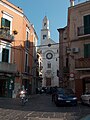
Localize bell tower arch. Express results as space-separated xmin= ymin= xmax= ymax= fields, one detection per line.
xmin=40 ymin=16 xmax=50 ymax=45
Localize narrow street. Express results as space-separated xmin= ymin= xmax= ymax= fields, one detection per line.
xmin=0 ymin=94 xmax=90 ymax=120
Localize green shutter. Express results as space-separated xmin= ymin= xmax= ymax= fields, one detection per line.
xmin=6 ymin=19 xmax=10 ymax=29
xmin=88 ymin=45 xmax=90 ymax=58
xmin=84 ymin=15 xmax=90 ymax=34
xmin=1 ymin=18 xmax=5 ymax=28
xmin=2 ymin=48 xmax=9 ymax=62
xmin=1 ymin=18 xmax=10 ymax=29
xmin=84 ymin=44 xmax=90 ymax=58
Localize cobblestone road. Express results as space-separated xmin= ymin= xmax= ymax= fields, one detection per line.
xmin=0 ymin=94 xmax=89 ymax=120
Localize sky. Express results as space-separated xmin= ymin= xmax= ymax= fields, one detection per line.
xmin=8 ymin=0 xmax=86 ymax=45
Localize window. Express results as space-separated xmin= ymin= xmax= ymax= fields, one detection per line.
xmin=1 ymin=18 xmax=10 ymax=30
xmin=57 ymin=70 xmax=59 ymax=77
xmin=26 ymin=31 xmax=29 ymax=40
xmin=44 ymin=23 xmax=46 ymax=26
xmin=46 ymin=78 xmax=51 ymax=86
xmin=25 ymin=53 xmax=28 ymax=66
xmin=25 ymin=53 xmax=29 ymax=72
xmin=43 ymin=35 xmax=47 ymax=39
xmin=2 ymin=48 xmax=9 ymax=62
xmin=66 ymin=58 xmax=69 ymax=67
xmin=84 ymin=44 xmax=90 ymax=58
xmin=47 ymin=63 xmax=51 ymax=68
xmin=40 ymin=62 xmax=41 ymax=67
xmin=84 ymin=15 xmax=90 ymax=34
xmin=25 ymin=30 xmax=30 ymax=48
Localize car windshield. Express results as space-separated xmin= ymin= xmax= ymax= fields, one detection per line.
xmin=85 ymin=92 xmax=90 ymax=94
xmin=64 ymin=89 xmax=74 ymax=95
xmin=57 ymin=88 xmax=74 ymax=95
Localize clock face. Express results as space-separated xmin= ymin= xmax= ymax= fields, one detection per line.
xmin=46 ymin=53 xmax=53 ymax=59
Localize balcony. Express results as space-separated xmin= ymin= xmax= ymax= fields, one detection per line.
xmin=75 ymin=58 xmax=90 ymax=70
xmin=0 ymin=28 xmax=14 ymax=41
xmin=0 ymin=62 xmax=17 ymax=73
xmin=77 ymin=26 xmax=90 ymax=36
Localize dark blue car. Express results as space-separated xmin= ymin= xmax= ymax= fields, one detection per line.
xmin=52 ymin=88 xmax=77 ymax=106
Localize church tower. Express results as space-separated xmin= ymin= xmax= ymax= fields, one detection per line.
xmin=40 ymin=16 xmax=50 ymax=45
xmin=39 ymin=16 xmax=59 ymax=88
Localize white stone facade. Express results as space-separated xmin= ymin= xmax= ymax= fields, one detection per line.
xmin=40 ymin=16 xmax=59 ymax=87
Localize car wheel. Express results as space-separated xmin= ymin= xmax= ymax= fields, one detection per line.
xmin=55 ymin=102 xmax=59 ymax=107
xmin=81 ymin=98 xmax=84 ymax=105
xmin=54 ymin=96 xmax=59 ymax=107
xmin=54 ymin=95 xmax=57 ymax=103
xmin=74 ymin=101 xmax=77 ymax=106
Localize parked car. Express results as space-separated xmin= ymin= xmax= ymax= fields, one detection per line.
xmin=81 ymin=92 xmax=90 ymax=106
xmin=80 ymin=115 xmax=90 ymax=120
xmin=52 ymin=88 xmax=77 ymax=106
xmin=36 ymin=87 xmax=47 ymax=94
xmin=46 ymin=87 xmax=55 ymax=94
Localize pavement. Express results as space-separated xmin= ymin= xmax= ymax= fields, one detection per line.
xmin=0 ymin=94 xmax=90 ymax=120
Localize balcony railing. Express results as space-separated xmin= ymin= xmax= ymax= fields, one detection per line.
xmin=0 ymin=28 xmax=14 ymax=41
xmin=0 ymin=62 xmax=17 ymax=73
xmin=77 ymin=26 xmax=90 ymax=36
xmin=75 ymin=58 xmax=90 ymax=69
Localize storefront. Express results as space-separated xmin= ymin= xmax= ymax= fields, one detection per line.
xmin=0 ymin=74 xmax=14 ymax=98
xmin=83 ymin=78 xmax=90 ymax=93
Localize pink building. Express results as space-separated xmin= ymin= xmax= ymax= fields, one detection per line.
xmin=0 ymin=0 xmax=38 ymax=98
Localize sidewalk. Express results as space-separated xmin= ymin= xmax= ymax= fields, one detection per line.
xmin=27 ymin=118 xmax=63 ymax=120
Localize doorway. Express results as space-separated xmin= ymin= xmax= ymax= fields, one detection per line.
xmin=46 ymin=78 xmax=51 ymax=86
xmin=0 ymin=79 xmax=7 ymax=97
xmin=83 ymin=78 xmax=90 ymax=93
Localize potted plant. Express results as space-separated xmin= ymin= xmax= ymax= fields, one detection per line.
xmin=13 ymin=30 xmax=18 ymax=35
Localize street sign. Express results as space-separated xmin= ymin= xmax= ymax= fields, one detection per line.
xmin=69 ymin=77 xmax=74 ymax=81
xmin=70 ymin=73 xmax=74 ymax=78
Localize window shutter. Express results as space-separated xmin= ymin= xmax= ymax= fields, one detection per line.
xmin=6 ymin=19 xmax=10 ymax=29
xmin=1 ymin=18 xmax=5 ymax=28
xmin=84 ymin=44 xmax=90 ymax=58
xmin=2 ymin=48 xmax=9 ymax=62
xmin=88 ymin=44 xmax=90 ymax=58
xmin=1 ymin=18 xmax=10 ymax=29
xmin=84 ymin=15 xmax=90 ymax=34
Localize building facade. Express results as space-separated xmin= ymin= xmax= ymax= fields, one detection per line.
xmin=40 ymin=16 xmax=59 ymax=87
xmin=0 ymin=0 xmax=38 ymax=98
xmin=58 ymin=0 xmax=90 ymax=99
xmin=36 ymin=49 xmax=43 ymax=89
xmin=57 ymin=27 xmax=69 ymax=88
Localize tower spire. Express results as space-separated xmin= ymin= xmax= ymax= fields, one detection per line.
xmin=70 ymin=0 xmax=75 ymax=6
xmin=40 ymin=16 xmax=50 ymax=45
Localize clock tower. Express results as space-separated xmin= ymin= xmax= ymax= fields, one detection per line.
xmin=39 ymin=16 xmax=59 ymax=88
xmin=40 ymin=16 xmax=50 ymax=45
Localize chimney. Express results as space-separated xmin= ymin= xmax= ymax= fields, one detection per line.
xmin=70 ymin=0 xmax=74 ymax=7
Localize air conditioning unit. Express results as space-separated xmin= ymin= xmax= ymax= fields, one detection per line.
xmin=72 ymin=48 xmax=80 ymax=53
xmin=66 ymin=48 xmax=71 ymax=54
